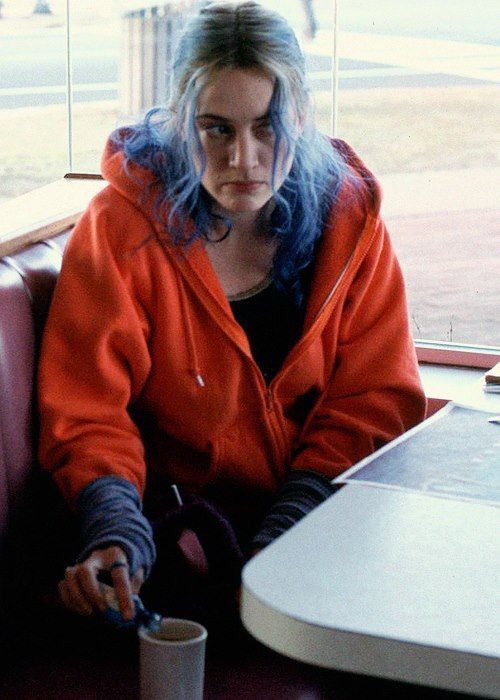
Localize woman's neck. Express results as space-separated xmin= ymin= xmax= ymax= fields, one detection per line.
xmin=211 ymin=198 xmax=276 ymax=240
xmin=204 ymin=211 xmax=277 ymax=298
xmin=215 ymin=209 xmax=266 ymax=240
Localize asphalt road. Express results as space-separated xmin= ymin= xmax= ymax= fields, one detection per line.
xmin=0 ymin=0 xmax=498 ymax=109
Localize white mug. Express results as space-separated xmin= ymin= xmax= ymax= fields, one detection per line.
xmin=139 ymin=618 xmax=207 ymax=700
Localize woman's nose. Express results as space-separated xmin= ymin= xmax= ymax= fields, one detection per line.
xmin=229 ymin=132 xmax=259 ymax=170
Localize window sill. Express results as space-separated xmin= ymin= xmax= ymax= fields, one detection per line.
xmin=419 ymin=363 xmax=498 ymax=411
xmin=416 ymin=341 xmax=499 ymax=370
xmin=0 ymin=174 xmax=105 ymax=257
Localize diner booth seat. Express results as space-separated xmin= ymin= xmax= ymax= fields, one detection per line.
xmin=0 ymin=228 xmax=341 ymax=699
xmin=0 ymin=228 xmax=463 ymax=699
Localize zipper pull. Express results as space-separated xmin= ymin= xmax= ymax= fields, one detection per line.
xmin=266 ymin=388 xmax=273 ymax=411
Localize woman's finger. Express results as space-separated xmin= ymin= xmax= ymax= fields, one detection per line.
xmin=110 ymin=561 xmax=135 ymax=621
xmin=75 ymin=561 xmax=107 ymax=613
xmin=130 ymin=567 xmax=145 ymax=595
xmin=59 ymin=568 xmax=93 ymax=616
xmin=58 ymin=579 xmax=72 ymax=611
xmin=58 ymin=547 xmax=136 ymax=620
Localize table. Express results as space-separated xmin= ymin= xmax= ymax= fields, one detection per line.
xmin=241 ymin=382 xmax=500 ymax=699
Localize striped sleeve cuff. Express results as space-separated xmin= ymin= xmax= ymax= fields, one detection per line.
xmin=252 ymin=470 xmax=341 ymax=549
xmin=75 ymin=476 xmax=156 ymax=578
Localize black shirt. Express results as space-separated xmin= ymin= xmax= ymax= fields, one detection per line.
xmin=229 ymin=277 xmax=304 ymax=384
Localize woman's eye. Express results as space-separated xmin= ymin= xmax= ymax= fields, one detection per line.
xmin=255 ymin=122 xmax=274 ymax=138
xmin=206 ymin=124 xmax=231 ymax=137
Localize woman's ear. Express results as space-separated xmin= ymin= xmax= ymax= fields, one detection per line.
xmin=291 ymin=113 xmax=305 ymax=141
xmin=291 ymin=101 xmax=307 ymax=139
xmin=295 ymin=94 xmax=313 ymax=137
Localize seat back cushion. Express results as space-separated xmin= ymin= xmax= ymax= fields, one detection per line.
xmin=0 ymin=232 xmax=70 ymax=549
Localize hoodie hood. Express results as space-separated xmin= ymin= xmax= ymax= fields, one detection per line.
xmin=101 ymin=129 xmax=383 ymax=231
xmin=101 ymin=128 xmax=171 ymax=237
xmin=100 ymin=129 xmax=385 ymax=338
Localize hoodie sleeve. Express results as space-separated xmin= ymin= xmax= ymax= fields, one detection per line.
xmin=38 ymin=195 xmax=153 ymax=504
xmin=291 ymin=216 xmax=426 ymax=477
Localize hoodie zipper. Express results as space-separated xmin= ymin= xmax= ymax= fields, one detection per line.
xmin=263 ymin=380 xmax=291 ymax=471
xmin=261 ymin=223 xmax=377 ymax=454
xmin=270 ymin=214 xmax=379 ymax=387
xmin=169 ymin=215 xmax=377 ymax=468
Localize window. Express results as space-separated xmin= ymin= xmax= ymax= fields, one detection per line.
xmin=1 ymin=0 xmax=498 ymax=349
xmin=0 ymin=0 xmax=68 ymax=200
xmin=336 ymin=1 xmax=499 ymax=349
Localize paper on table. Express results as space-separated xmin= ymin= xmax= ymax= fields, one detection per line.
xmin=334 ymin=403 xmax=500 ymax=505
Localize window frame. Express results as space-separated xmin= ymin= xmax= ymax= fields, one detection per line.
xmin=2 ymin=2 xmax=498 ymax=362
xmin=416 ymin=341 xmax=499 ymax=370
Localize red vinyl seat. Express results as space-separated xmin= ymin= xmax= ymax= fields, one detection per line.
xmin=0 ymin=232 xmax=70 ymax=555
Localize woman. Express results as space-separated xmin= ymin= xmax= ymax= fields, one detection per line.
xmin=38 ymin=1 xmax=425 ymax=626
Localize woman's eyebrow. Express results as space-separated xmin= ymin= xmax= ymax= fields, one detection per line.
xmin=195 ymin=112 xmax=271 ymax=122
xmin=196 ymin=113 xmax=229 ymax=121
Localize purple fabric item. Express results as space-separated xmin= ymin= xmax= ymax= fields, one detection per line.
xmin=148 ymin=493 xmax=245 ymax=588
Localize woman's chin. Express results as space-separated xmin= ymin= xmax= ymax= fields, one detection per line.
xmin=215 ymin=196 xmax=273 ymax=217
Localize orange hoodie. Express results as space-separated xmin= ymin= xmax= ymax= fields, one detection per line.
xmin=38 ymin=138 xmax=426 ymax=507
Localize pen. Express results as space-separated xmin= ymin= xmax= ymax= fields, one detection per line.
xmin=171 ymin=483 xmax=183 ymax=506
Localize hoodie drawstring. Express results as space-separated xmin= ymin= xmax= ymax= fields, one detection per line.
xmin=178 ymin=279 xmax=205 ymax=388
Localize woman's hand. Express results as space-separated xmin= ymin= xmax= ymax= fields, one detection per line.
xmin=58 ymin=545 xmax=144 ymax=621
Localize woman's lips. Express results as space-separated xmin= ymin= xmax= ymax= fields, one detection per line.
xmin=224 ymin=181 xmax=263 ymax=192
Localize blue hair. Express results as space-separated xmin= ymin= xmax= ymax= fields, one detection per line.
xmin=115 ymin=1 xmax=348 ymax=307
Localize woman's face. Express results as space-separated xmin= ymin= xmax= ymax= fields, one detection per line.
xmin=195 ymin=67 xmax=293 ymax=219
